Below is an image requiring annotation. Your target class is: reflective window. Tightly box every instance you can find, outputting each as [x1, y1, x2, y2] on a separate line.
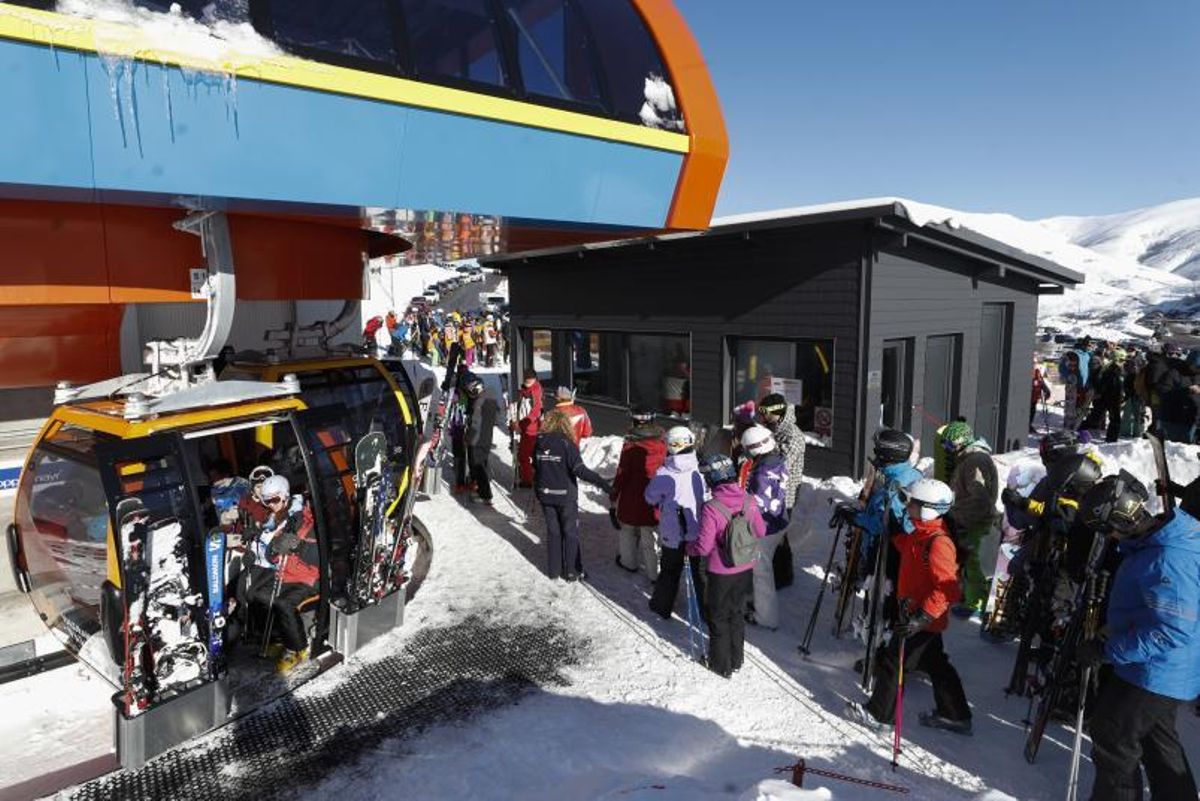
[296, 366, 413, 471]
[525, 328, 555, 382]
[401, 0, 507, 88]
[731, 338, 835, 446]
[575, 0, 683, 129]
[500, 0, 602, 108]
[572, 331, 625, 402]
[269, 0, 399, 67]
[628, 333, 690, 415]
[15, 427, 111, 657]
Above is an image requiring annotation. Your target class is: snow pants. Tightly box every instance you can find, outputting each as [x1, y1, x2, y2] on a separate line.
[961, 522, 992, 610]
[517, 431, 537, 486]
[865, 631, 970, 725]
[750, 529, 785, 629]
[468, 446, 492, 501]
[541, 501, 582, 579]
[649, 544, 705, 620]
[706, 569, 752, 676]
[618, 525, 658, 580]
[244, 567, 310, 652]
[1089, 675, 1197, 801]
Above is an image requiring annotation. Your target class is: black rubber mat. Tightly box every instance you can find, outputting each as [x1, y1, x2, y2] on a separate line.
[66, 617, 584, 801]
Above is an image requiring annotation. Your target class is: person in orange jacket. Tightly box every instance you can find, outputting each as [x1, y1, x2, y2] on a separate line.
[846, 477, 973, 735]
[554, 385, 593, 442]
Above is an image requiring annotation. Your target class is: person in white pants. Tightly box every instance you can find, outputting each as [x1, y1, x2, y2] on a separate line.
[609, 407, 667, 579]
[740, 425, 790, 629]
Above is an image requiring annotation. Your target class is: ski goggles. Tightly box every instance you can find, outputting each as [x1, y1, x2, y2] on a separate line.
[262, 494, 288, 506]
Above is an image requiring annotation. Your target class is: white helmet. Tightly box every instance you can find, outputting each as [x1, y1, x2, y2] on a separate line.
[740, 424, 775, 456]
[665, 426, 695, 455]
[900, 478, 955, 521]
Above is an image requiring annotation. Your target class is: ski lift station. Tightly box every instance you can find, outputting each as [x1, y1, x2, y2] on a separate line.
[0, 0, 726, 786]
[489, 199, 1083, 477]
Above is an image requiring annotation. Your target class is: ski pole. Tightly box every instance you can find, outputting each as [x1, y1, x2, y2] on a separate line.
[892, 635, 906, 771]
[1065, 665, 1091, 801]
[682, 557, 700, 661]
[799, 520, 843, 656]
[260, 554, 289, 658]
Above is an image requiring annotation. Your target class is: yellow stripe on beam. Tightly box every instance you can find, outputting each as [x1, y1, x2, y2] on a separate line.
[0, 5, 690, 154]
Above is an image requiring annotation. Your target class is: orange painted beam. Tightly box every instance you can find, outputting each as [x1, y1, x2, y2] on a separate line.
[632, 0, 729, 230]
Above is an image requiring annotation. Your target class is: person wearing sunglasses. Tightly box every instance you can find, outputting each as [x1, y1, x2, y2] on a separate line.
[245, 474, 319, 673]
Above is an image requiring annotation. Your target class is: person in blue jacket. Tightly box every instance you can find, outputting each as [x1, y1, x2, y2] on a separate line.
[1078, 471, 1200, 801]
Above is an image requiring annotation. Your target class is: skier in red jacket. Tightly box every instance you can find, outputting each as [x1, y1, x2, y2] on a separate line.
[846, 478, 973, 735]
[513, 369, 543, 487]
[610, 407, 667, 578]
[554, 385, 593, 442]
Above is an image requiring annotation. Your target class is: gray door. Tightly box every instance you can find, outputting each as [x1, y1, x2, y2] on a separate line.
[920, 334, 961, 456]
[974, 303, 1012, 447]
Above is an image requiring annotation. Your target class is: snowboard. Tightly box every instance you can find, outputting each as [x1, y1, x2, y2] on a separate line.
[144, 517, 208, 694]
[351, 431, 389, 606]
[117, 497, 152, 717]
[204, 528, 227, 677]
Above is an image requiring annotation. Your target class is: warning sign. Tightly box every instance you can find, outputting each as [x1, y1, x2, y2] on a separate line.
[814, 406, 833, 439]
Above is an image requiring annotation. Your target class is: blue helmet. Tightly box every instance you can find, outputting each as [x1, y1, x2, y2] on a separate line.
[699, 453, 738, 487]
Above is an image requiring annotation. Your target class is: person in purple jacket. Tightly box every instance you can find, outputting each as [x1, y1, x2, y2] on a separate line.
[689, 453, 767, 677]
[740, 425, 790, 630]
[645, 426, 708, 620]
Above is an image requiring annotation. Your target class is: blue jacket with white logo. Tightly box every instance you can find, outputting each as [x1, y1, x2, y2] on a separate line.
[1104, 508, 1200, 701]
[855, 461, 922, 559]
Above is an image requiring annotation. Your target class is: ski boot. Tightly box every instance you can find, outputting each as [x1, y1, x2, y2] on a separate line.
[844, 701, 890, 732]
[918, 709, 973, 735]
[276, 647, 308, 674]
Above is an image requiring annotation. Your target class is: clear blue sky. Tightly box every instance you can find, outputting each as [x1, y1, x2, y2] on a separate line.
[676, 1, 1200, 219]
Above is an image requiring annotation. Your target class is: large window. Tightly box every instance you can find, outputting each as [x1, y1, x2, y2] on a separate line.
[501, 0, 603, 110]
[629, 333, 690, 415]
[571, 331, 625, 402]
[730, 338, 835, 447]
[401, 0, 508, 88]
[525, 328, 555, 382]
[268, 0, 400, 68]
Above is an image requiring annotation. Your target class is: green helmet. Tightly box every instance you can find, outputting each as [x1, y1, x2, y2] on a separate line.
[940, 421, 974, 454]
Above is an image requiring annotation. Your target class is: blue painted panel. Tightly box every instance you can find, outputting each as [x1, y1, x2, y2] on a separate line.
[0, 39, 679, 228]
[84, 56, 409, 209]
[396, 108, 680, 227]
[0, 40, 94, 190]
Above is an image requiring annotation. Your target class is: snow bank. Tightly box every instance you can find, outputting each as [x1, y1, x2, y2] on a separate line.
[363, 262, 461, 321]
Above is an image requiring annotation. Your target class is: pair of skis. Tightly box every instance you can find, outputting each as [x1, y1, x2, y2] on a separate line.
[682, 557, 708, 664]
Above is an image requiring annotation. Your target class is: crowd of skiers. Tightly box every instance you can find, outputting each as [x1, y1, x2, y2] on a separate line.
[1043, 336, 1200, 444]
[363, 307, 509, 368]
[837, 420, 1199, 800]
[441, 358, 1198, 799]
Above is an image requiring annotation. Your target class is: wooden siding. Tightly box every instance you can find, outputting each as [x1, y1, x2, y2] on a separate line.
[867, 238, 1038, 460]
[505, 223, 866, 477]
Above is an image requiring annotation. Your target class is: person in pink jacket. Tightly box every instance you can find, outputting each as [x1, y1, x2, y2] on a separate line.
[688, 453, 767, 677]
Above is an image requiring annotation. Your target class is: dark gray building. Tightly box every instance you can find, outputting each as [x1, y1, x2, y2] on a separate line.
[487, 200, 1082, 477]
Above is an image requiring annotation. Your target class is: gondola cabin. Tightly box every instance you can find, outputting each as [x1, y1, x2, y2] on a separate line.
[6, 370, 426, 766]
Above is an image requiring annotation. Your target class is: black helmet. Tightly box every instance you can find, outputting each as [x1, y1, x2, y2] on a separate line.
[1038, 430, 1079, 467]
[872, 428, 914, 466]
[699, 453, 738, 487]
[1080, 470, 1152, 538]
[1046, 452, 1104, 500]
[460, 372, 485, 398]
[629, 405, 655, 425]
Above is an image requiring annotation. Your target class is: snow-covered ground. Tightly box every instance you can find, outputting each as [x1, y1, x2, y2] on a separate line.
[3, 427, 1197, 799]
[299, 434, 1200, 801]
[1042, 197, 1200, 280]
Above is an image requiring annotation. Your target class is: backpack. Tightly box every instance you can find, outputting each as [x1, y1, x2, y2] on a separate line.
[710, 496, 759, 568]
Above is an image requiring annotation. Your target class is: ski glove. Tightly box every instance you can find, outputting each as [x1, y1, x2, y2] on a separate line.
[1075, 638, 1108, 669]
[270, 530, 300, 556]
[1001, 487, 1027, 511]
[894, 610, 934, 639]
